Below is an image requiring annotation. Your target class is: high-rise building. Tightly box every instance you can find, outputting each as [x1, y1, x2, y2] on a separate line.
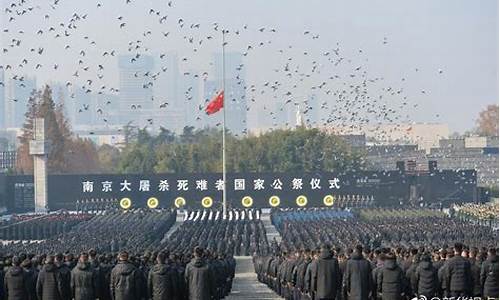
[153, 53, 186, 132]
[203, 80, 220, 128]
[92, 93, 120, 126]
[50, 83, 71, 121]
[181, 71, 201, 128]
[0, 69, 4, 128]
[118, 54, 154, 127]
[213, 52, 247, 136]
[6, 76, 36, 128]
[72, 88, 92, 127]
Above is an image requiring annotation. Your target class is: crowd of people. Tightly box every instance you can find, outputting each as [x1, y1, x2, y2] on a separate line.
[254, 242, 498, 300]
[0, 209, 176, 254]
[255, 207, 498, 299]
[0, 246, 235, 300]
[0, 208, 269, 300]
[453, 202, 499, 226]
[273, 207, 497, 251]
[0, 213, 92, 241]
[0, 206, 496, 300]
[166, 209, 269, 256]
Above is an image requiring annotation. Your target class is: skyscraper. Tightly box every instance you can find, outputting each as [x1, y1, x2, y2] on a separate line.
[6, 76, 36, 128]
[50, 82, 71, 121]
[153, 53, 186, 133]
[118, 54, 154, 128]
[213, 52, 247, 136]
[203, 80, 220, 128]
[92, 92, 120, 126]
[181, 70, 201, 128]
[72, 88, 92, 127]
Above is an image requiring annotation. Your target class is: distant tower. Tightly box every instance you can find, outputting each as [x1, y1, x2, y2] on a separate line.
[295, 105, 304, 127]
[29, 118, 49, 212]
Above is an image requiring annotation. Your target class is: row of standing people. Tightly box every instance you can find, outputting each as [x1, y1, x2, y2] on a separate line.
[254, 243, 499, 300]
[0, 247, 235, 300]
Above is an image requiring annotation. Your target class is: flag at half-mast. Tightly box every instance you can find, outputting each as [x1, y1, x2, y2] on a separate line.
[205, 90, 224, 115]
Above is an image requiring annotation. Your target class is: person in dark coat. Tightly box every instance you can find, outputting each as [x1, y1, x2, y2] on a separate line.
[311, 246, 341, 300]
[55, 253, 71, 300]
[110, 251, 142, 300]
[4, 256, 29, 300]
[468, 249, 482, 297]
[147, 252, 175, 300]
[36, 255, 62, 300]
[343, 245, 372, 300]
[377, 253, 405, 300]
[168, 254, 186, 300]
[71, 252, 97, 300]
[184, 247, 215, 300]
[295, 249, 312, 300]
[372, 252, 385, 300]
[88, 249, 103, 300]
[444, 243, 472, 297]
[21, 259, 37, 300]
[413, 253, 438, 298]
[480, 248, 499, 299]
[0, 261, 5, 300]
[99, 254, 113, 300]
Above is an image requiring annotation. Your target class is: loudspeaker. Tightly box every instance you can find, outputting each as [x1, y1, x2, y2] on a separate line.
[396, 161, 405, 172]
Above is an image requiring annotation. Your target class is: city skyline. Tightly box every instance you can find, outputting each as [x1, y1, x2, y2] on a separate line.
[0, 0, 497, 134]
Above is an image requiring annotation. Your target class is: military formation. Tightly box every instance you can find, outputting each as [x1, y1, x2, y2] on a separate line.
[0, 246, 235, 300]
[255, 243, 499, 300]
[0, 206, 498, 300]
[254, 207, 499, 300]
[0, 209, 262, 300]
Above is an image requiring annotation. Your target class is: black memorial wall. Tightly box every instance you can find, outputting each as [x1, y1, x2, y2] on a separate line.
[0, 169, 477, 213]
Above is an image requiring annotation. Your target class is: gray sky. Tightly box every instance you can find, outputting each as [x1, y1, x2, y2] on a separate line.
[1, 0, 498, 132]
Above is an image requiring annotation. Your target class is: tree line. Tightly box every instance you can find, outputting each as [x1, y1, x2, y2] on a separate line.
[117, 125, 365, 174]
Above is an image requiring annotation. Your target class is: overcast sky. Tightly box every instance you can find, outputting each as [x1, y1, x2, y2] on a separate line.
[1, 0, 498, 133]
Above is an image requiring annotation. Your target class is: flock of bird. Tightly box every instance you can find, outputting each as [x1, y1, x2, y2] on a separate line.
[1, 0, 444, 139]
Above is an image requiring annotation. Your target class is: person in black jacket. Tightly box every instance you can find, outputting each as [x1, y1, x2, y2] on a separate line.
[110, 251, 142, 300]
[343, 245, 372, 300]
[377, 253, 405, 300]
[414, 253, 438, 298]
[4, 256, 29, 300]
[294, 249, 311, 300]
[310, 245, 341, 300]
[468, 249, 482, 297]
[184, 247, 215, 300]
[0, 262, 5, 300]
[55, 253, 71, 300]
[480, 248, 499, 299]
[147, 251, 176, 300]
[36, 255, 62, 300]
[21, 259, 37, 300]
[71, 252, 97, 300]
[372, 252, 386, 300]
[444, 243, 472, 297]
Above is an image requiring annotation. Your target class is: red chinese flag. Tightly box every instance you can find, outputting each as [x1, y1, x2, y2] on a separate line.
[205, 90, 224, 115]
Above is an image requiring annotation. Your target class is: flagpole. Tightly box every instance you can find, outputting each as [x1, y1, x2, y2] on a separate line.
[222, 29, 227, 219]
